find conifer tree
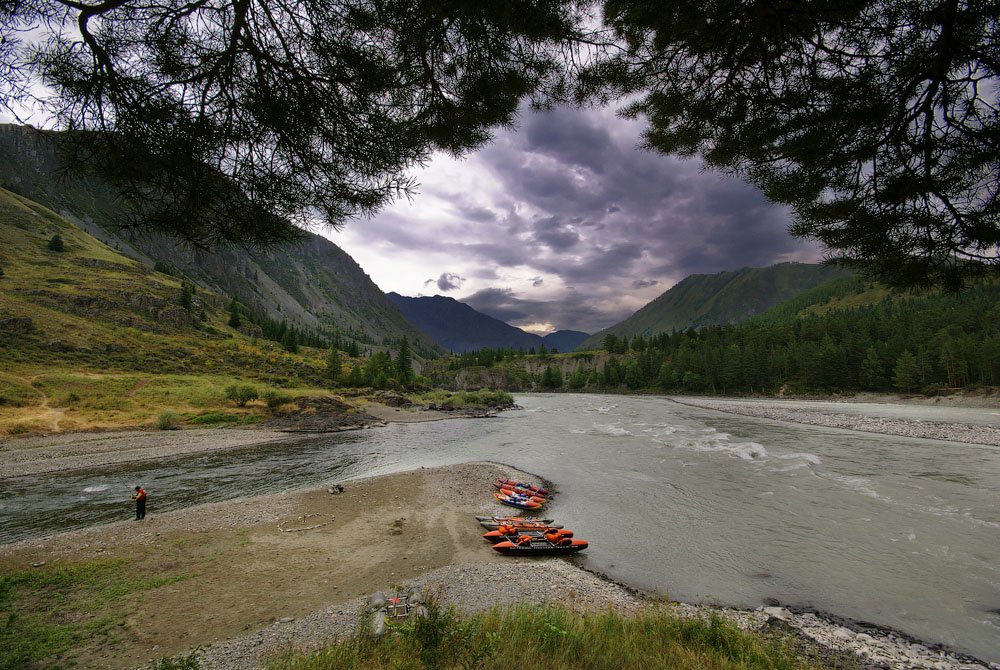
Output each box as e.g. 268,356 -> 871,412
345,340 -> 360,357
228,299 -> 241,328
325,348 -> 343,383
540,365 -> 563,388
395,336 -> 413,387
860,347 -> 885,390
179,282 -> 194,312
892,351 -> 920,393
281,329 -> 299,353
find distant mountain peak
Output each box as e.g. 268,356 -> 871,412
387,294 -> 589,353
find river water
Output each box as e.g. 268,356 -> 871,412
2,394 -> 998,662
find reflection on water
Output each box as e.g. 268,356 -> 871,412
2,394 -> 999,662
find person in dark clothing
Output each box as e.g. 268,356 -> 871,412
131,486 -> 147,520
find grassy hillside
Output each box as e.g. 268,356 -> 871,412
0,188 -> 340,434
580,263 -> 851,349
0,123 -> 440,358
751,275 -> 892,323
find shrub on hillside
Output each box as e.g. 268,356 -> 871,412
156,412 -> 180,430
189,411 -> 258,425
225,384 -> 259,407
153,260 -> 176,276
46,234 -> 65,252
263,390 -> 294,409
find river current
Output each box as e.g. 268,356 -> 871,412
2,394 -> 998,662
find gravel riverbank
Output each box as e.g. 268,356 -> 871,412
671,397 -> 1000,447
189,564 -> 997,670
0,428 -> 301,477
0,403 -> 494,477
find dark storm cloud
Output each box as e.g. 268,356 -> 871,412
462,241 -> 534,268
463,285 -> 635,334
461,287 -> 529,323
424,272 -> 465,292
522,107 -> 615,173
531,216 -> 580,251
536,242 -> 645,284
364,103 -> 821,333
454,201 -> 497,223
471,106 -> 819,287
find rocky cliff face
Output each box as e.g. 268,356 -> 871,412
0,125 -> 64,193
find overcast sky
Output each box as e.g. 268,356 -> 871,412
328,104 -> 823,335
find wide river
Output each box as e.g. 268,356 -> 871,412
2,394 -> 999,662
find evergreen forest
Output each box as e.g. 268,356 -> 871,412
432,278 -> 1000,395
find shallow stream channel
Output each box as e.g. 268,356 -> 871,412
3,394 -> 999,662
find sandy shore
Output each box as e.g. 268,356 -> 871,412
0,462 -> 643,670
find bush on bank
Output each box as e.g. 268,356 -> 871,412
408,389 -> 514,409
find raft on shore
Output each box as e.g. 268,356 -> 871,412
492,537 -> 589,556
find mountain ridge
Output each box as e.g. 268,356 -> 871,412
387,292 -> 588,353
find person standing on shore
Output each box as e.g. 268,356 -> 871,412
131,486 -> 147,520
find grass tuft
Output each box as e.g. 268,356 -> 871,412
0,558 -> 188,670
266,601 -> 819,670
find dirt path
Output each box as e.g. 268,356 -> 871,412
10,373 -> 66,432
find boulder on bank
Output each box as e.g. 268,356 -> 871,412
260,395 -> 385,432
373,390 -> 412,407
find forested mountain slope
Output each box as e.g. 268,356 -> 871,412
430,276 -> 1000,395
0,185 -> 363,371
580,262 -> 851,349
